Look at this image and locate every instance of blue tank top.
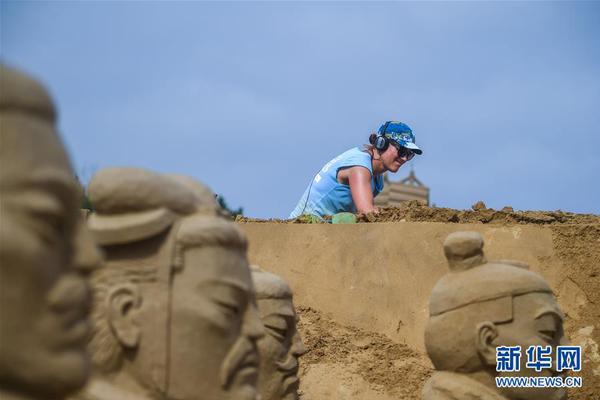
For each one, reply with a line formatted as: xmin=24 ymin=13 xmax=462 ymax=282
xmin=289 ymin=147 xmax=384 ymax=219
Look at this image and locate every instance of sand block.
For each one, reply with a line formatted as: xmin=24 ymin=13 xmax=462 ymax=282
xmin=242 ymin=223 xmax=551 ymax=348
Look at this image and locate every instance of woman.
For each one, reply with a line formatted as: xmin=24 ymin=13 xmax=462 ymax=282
xmin=289 ymin=120 xmax=423 ymax=219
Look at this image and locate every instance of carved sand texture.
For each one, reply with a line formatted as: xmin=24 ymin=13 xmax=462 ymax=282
xmin=550 ymin=224 xmax=600 ymax=400
xmin=242 ymin=218 xmax=600 ymax=400
xmin=423 ymin=231 xmax=568 ymax=400
xmin=358 ymin=202 xmax=600 ymax=224
xmin=0 ymin=64 xmax=103 ymax=400
xmin=251 ymin=266 xmax=306 ymax=400
xmin=78 ymin=168 xmax=261 ymax=400
xmin=297 ymin=307 xmax=431 ymax=400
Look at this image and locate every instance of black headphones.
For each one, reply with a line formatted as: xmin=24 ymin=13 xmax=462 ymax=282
xmin=374 ymin=121 xmax=391 ymax=151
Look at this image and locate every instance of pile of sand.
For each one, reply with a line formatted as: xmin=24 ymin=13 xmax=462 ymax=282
xmin=297 ymin=306 xmax=431 ymax=400
xmin=358 ymin=201 xmax=600 ymax=225
xmin=551 ymin=223 xmax=600 ymax=400
xmin=236 ymin=201 xmax=600 ymax=225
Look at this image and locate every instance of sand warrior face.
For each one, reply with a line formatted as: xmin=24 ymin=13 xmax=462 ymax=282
xmin=168 ymin=218 xmax=265 ymax=400
xmin=86 ymin=168 xmax=264 ymax=400
xmin=252 ymin=267 xmax=308 ymax=400
xmin=424 ymin=231 xmax=569 ymax=400
xmin=0 ymin=65 xmax=102 ymax=399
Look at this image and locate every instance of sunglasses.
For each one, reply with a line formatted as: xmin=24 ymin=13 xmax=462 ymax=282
xmin=391 ymin=142 xmax=415 ymax=160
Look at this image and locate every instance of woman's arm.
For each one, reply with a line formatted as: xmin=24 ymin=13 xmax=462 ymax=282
xmin=346 ymin=166 xmax=378 ymax=214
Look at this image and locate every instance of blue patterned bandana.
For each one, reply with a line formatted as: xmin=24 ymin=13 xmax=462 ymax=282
xmin=378 ymin=121 xmax=422 ymax=155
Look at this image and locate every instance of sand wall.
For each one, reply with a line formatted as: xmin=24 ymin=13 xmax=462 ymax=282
xmin=242 ymin=222 xmax=565 ymax=350
xmin=239 ymin=221 xmax=600 ymax=399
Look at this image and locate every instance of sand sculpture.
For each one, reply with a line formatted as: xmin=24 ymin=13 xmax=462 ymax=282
xmin=77 ymin=167 xmax=264 ymax=400
xmin=423 ymin=231 xmax=569 ymax=400
xmin=251 ymin=266 xmax=307 ymax=400
xmin=0 ymin=64 xmax=103 ymax=399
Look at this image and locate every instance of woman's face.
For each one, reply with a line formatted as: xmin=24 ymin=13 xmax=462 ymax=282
xmin=381 ymin=142 xmax=413 ymax=173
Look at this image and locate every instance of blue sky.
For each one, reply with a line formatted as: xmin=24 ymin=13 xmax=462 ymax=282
xmin=2 ymin=1 xmax=599 ymax=218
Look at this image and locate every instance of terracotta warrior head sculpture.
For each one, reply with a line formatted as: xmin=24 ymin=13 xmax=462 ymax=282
xmin=251 ymin=266 xmax=307 ymax=400
xmin=81 ymin=168 xmax=264 ymax=400
xmin=0 ymin=65 xmax=103 ymax=400
xmin=423 ymin=231 xmax=569 ymax=400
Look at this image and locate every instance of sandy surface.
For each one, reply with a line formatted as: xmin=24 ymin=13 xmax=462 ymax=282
xmin=290 ymin=223 xmax=599 ymax=399
xmin=550 ymin=224 xmax=600 ymax=400
xmin=358 ymin=201 xmax=600 ymax=225
xmin=238 ymin=205 xmax=600 ymax=399
xmin=297 ymin=307 xmax=431 ymax=400
xmin=237 ymin=201 xmax=600 ymax=225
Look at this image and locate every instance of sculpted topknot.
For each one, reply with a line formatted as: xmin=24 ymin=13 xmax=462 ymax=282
xmin=442 ymin=231 xmax=486 ymax=271
xmin=429 ymin=231 xmax=552 ymax=316
xmin=0 ymin=64 xmax=56 ymax=122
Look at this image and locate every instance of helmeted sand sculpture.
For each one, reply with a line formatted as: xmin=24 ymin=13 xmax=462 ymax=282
xmin=76 ymin=167 xmax=264 ymax=400
xmin=423 ymin=231 xmax=569 ymax=400
xmin=251 ymin=266 xmax=307 ymax=400
xmin=0 ymin=64 xmax=103 ymax=400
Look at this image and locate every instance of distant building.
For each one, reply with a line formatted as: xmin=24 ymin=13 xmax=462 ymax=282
xmin=375 ymin=169 xmax=430 ymax=207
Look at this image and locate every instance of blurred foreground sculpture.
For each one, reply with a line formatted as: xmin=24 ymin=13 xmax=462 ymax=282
xmin=251 ymin=266 xmax=307 ymax=400
xmin=423 ymin=231 xmax=568 ymax=400
xmin=0 ymin=65 xmax=102 ymax=399
xmin=78 ymin=168 xmax=264 ymax=400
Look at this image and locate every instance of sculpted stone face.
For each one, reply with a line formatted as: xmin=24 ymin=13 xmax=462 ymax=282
xmin=493 ymin=292 xmax=567 ymax=400
xmin=423 ymin=231 xmax=568 ymax=400
xmin=252 ymin=268 xmax=307 ymax=400
xmin=84 ymin=169 xmax=264 ymax=400
xmin=167 ymin=231 xmax=264 ymax=400
xmin=0 ymin=65 xmax=102 ymax=399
